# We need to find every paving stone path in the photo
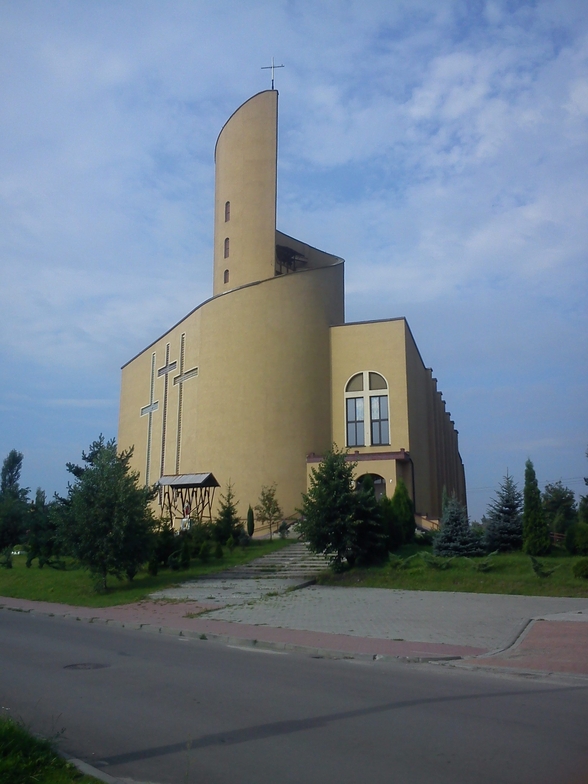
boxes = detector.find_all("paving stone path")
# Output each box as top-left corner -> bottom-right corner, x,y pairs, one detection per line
150,541 -> 329,606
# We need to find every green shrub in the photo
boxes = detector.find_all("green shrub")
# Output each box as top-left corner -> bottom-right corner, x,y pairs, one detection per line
566,523 -> 588,555
214,542 -> 223,559
247,505 -> 255,538
198,541 -> 211,563
226,535 -> 235,552
572,558 -> 588,580
179,535 -> 191,569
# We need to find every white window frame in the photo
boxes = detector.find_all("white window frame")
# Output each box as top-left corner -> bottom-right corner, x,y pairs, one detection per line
344,371 -> 390,447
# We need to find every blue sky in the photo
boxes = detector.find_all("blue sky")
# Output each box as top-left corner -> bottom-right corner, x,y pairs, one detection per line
1,0 -> 587,519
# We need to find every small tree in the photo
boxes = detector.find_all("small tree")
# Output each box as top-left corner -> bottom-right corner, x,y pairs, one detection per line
214,483 -> 242,544
391,479 -> 415,544
255,484 -> 282,541
523,459 -> 551,556
433,496 -> 484,557
542,481 -> 577,534
57,436 -> 156,591
298,448 -> 357,569
379,495 -> 404,551
246,505 -> 255,538
0,450 -> 29,555
351,475 -> 387,566
25,489 -> 61,568
484,472 -> 523,552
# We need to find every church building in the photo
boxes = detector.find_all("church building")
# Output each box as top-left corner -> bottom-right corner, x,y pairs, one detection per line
118,90 -> 466,530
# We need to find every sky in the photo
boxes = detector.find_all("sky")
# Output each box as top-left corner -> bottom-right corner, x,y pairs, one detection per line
1,0 -> 587,520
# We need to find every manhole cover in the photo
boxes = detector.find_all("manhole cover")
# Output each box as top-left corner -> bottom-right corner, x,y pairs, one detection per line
63,663 -> 109,670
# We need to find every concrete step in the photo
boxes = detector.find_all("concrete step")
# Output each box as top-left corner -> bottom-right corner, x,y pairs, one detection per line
207,541 -> 329,580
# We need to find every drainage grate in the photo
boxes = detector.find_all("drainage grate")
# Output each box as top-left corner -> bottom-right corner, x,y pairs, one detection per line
63,663 -> 109,670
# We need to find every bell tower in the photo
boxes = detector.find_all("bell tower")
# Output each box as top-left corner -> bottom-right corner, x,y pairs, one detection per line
213,90 -> 278,295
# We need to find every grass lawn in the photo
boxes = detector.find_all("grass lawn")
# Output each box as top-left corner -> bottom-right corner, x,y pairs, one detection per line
0,715 -> 99,784
0,539 -> 293,608
317,545 -> 588,597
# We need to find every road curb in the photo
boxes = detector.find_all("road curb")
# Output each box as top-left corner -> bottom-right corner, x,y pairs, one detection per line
2,603 -> 465,664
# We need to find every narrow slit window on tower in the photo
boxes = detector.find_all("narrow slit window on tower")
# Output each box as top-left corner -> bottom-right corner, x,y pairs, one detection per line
224,237 -> 230,258
224,269 -> 229,284
224,201 -> 230,222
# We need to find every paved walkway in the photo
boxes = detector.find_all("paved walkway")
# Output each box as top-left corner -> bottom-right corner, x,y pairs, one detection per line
2,587 -> 587,675
2,540 -> 587,677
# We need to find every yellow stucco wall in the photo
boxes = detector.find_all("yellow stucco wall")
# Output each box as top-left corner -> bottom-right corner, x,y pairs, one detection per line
213,90 -> 278,296
328,318 -> 465,517
119,260 -> 344,521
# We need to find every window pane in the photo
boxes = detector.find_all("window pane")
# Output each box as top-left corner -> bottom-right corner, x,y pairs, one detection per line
369,372 -> 387,390
372,422 -> 380,444
347,398 -> 355,419
356,424 -> 365,446
380,396 -> 388,418
356,397 -> 364,421
347,423 -> 355,446
346,373 -> 364,392
371,396 -> 379,419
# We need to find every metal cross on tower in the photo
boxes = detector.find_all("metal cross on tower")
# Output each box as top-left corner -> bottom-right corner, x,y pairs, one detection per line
261,57 -> 284,90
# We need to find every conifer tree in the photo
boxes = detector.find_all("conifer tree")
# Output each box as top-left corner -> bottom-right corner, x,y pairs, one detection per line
379,495 -> 404,551
391,479 -> 415,544
351,475 -> 387,566
57,436 -> 156,591
433,496 -> 484,557
214,482 -> 242,544
299,447 -> 358,569
483,472 -> 523,552
522,459 -> 551,555
0,450 -> 29,554
246,505 -> 255,538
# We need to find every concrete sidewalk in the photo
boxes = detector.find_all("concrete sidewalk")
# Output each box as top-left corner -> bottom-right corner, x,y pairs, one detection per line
2,586 -> 587,676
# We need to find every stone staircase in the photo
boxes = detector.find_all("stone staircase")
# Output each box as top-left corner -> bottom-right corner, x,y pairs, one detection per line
207,541 -> 329,581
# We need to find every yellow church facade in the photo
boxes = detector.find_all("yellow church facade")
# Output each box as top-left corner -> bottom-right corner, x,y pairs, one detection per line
118,90 -> 466,529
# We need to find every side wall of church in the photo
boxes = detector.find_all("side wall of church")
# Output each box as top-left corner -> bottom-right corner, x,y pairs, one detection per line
404,329 -> 466,518
119,260 -> 345,521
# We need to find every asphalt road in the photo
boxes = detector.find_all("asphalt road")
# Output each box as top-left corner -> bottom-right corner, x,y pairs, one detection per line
1,610 -> 587,784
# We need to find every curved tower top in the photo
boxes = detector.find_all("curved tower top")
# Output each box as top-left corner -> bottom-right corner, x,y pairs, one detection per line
213,90 -> 278,295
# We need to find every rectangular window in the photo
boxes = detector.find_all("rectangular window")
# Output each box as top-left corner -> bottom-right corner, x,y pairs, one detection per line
346,397 -> 365,447
370,395 -> 389,445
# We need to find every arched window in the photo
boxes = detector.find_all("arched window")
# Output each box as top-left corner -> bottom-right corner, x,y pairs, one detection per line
344,371 -> 389,447
224,201 -> 230,222
224,237 -> 229,258
223,269 -> 229,284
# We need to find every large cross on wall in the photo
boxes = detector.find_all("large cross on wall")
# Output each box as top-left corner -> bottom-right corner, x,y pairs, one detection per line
139,332 -> 198,484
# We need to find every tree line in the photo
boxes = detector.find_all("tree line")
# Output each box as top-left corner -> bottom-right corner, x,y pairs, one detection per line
0,437 -> 286,591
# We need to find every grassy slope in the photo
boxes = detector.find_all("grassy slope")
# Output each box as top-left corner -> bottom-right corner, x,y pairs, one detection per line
0,539 -> 293,608
0,716 -> 98,784
318,545 -> 588,597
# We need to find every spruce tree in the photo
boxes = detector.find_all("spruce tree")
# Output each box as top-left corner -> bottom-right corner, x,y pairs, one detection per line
298,447 -> 358,569
214,482 -> 241,544
523,459 -> 551,555
483,472 -> 523,552
433,496 -> 484,557
57,436 -> 156,591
